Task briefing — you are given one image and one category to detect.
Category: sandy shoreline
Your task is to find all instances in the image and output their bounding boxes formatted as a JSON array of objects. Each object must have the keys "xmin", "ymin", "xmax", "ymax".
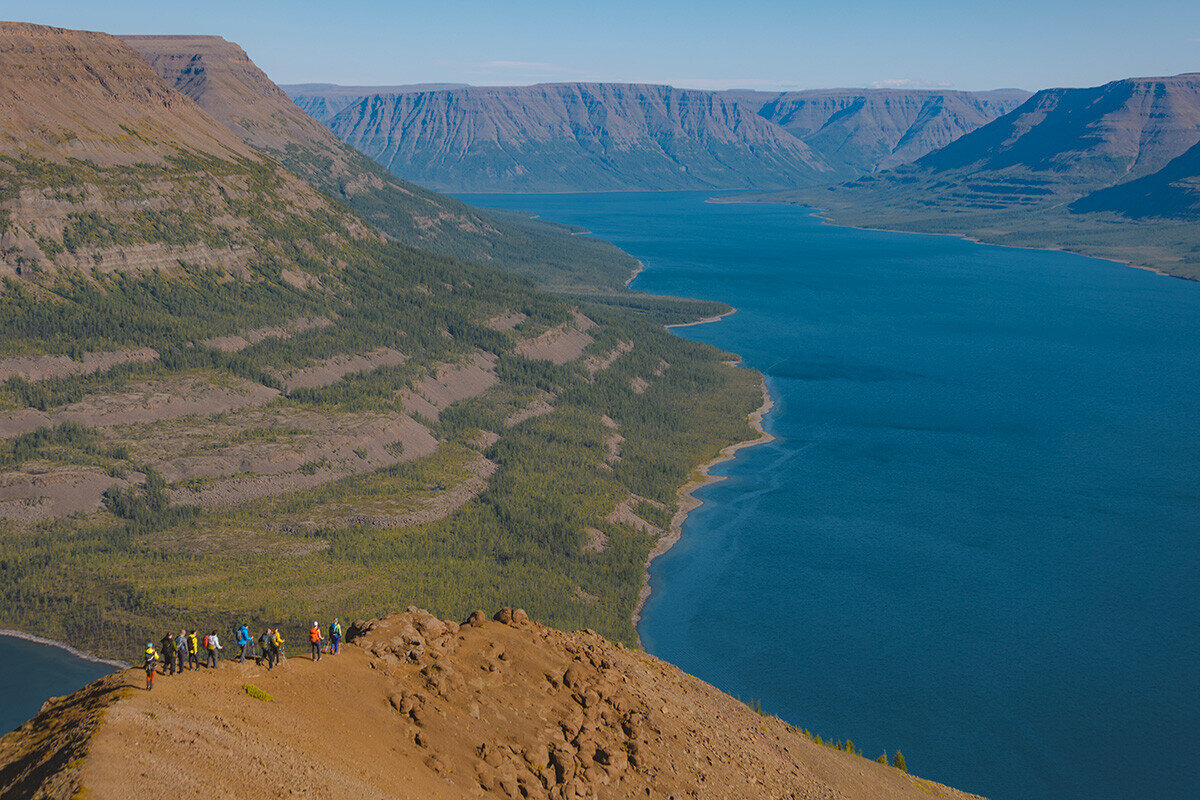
[
  {"xmin": 625, "ymin": 260, "xmax": 644, "ymax": 287},
  {"xmin": 632, "ymin": 375, "xmax": 774, "ymax": 637},
  {"xmin": 0, "ymin": 629, "xmax": 128, "ymax": 669},
  {"xmin": 664, "ymin": 306, "xmax": 736, "ymax": 329}
]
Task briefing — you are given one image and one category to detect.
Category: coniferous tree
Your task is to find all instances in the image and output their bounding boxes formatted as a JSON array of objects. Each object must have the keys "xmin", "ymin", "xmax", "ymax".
[{"xmin": 894, "ymin": 751, "xmax": 907, "ymax": 772}]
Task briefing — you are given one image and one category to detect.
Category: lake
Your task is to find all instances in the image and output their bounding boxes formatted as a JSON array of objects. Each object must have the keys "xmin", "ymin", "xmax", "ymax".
[
  {"xmin": 0, "ymin": 634, "xmax": 116, "ymax": 733},
  {"xmin": 460, "ymin": 191, "xmax": 1200, "ymax": 800}
]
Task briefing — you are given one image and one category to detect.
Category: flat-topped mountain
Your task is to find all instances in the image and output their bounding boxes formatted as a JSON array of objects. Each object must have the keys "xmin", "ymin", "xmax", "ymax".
[
  {"xmin": 0, "ymin": 608, "xmax": 983, "ymax": 800},
  {"xmin": 322, "ymin": 83, "xmax": 832, "ymax": 192},
  {"xmin": 731, "ymin": 88, "xmax": 1029, "ymax": 177},
  {"xmin": 737, "ymin": 73, "xmax": 1200, "ymax": 278},
  {"xmin": 874, "ymin": 73, "xmax": 1200, "ymax": 208},
  {"xmin": 0, "ymin": 22, "xmax": 377, "ymax": 282},
  {"xmin": 121, "ymin": 36, "xmax": 638, "ymax": 289},
  {"xmin": 285, "ymin": 82, "xmax": 470, "ymax": 122},
  {"xmin": 287, "ymin": 83, "xmax": 1023, "ymax": 192}
]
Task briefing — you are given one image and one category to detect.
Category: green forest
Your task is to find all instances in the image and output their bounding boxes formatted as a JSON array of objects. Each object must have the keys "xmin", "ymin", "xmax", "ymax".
[{"xmin": 0, "ymin": 143, "xmax": 763, "ymax": 662}]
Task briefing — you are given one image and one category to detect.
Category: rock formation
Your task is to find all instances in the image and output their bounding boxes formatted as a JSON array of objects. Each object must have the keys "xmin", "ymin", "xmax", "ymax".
[{"xmin": 0, "ymin": 608, "xmax": 985, "ymax": 800}]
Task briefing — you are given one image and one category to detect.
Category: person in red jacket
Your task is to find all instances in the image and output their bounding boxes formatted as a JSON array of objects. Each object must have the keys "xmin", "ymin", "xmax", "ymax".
[{"xmin": 309, "ymin": 621, "xmax": 324, "ymax": 662}]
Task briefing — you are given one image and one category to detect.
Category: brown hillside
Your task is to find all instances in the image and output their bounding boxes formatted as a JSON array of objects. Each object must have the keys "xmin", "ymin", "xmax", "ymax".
[
  {"xmin": 0, "ymin": 21, "xmax": 378, "ymax": 282},
  {"xmin": 0, "ymin": 609, "xmax": 983, "ymax": 800}
]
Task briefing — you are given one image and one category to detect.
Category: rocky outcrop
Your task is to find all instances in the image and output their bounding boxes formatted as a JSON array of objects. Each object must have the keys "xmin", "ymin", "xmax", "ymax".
[{"xmin": 0, "ymin": 607, "xmax": 985, "ymax": 799}]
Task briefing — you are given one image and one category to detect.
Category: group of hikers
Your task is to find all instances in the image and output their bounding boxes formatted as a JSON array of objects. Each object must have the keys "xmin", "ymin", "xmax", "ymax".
[{"xmin": 140, "ymin": 618, "xmax": 343, "ymax": 690}]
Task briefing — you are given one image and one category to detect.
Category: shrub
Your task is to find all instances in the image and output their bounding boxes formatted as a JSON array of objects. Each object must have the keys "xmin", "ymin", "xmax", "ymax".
[{"xmin": 243, "ymin": 684, "xmax": 273, "ymax": 702}]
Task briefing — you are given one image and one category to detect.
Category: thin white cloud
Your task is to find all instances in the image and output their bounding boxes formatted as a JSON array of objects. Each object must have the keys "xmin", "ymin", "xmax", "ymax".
[
  {"xmin": 870, "ymin": 78, "xmax": 954, "ymax": 89},
  {"xmin": 480, "ymin": 60, "xmax": 557, "ymax": 71}
]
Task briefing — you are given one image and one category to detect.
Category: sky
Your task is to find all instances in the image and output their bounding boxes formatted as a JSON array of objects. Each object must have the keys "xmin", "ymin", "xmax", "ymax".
[{"xmin": 10, "ymin": 0, "xmax": 1200, "ymax": 92}]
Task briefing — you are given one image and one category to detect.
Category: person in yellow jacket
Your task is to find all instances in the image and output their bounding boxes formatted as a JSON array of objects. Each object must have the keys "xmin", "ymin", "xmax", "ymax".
[
  {"xmin": 273, "ymin": 627, "xmax": 286, "ymax": 664},
  {"xmin": 186, "ymin": 629, "xmax": 200, "ymax": 671},
  {"xmin": 142, "ymin": 642, "xmax": 160, "ymax": 690}
]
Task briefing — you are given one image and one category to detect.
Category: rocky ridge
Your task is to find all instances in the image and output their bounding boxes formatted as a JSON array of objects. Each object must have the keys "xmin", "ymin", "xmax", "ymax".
[{"xmin": 0, "ymin": 608, "xmax": 985, "ymax": 800}]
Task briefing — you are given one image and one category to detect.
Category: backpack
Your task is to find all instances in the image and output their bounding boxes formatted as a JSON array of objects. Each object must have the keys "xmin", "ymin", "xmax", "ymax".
[{"xmin": 202, "ymin": 635, "xmax": 211, "ymax": 649}]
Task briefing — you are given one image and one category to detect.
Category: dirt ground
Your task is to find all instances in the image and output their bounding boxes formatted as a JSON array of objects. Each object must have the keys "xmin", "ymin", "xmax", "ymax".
[
  {"xmin": 516, "ymin": 311, "xmax": 595, "ymax": 365},
  {"xmin": 0, "ymin": 609, "xmax": 986, "ymax": 800}
]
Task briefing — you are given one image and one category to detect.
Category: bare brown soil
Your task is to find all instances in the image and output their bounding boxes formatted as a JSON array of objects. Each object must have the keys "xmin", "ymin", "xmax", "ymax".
[
  {"xmin": 202, "ymin": 316, "xmax": 332, "ymax": 353},
  {"xmin": 604, "ymin": 494, "xmax": 664, "ymax": 536},
  {"xmin": 273, "ymin": 347, "xmax": 408, "ymax": 391},
  {"xmin": 506, "ymin": 393, "xmax": 557, "ymax": 427},
  {"xmin": 0, "ymin": 609, "xmax": 984, "ymax": 800},
  {"xmin": 344, "ymin": 453, "xmax": 498, "ymax": 529},
  {"xmin": 583, "ymin": 340, "xmax": 632, "ymax": 376},
  {"xmin": 484, "ymin": 312, "xmax": 527, "ymax": 331},
  {"xmin": 516, "ymin": 311, "xmax": 596, "ymax": 365},
  {"xmin": 400, "ymin": 352, "xmax": 498, "ymax": 420},
  {"xmin": 0, "ymin": 465, "xmax": 139, "ymax": 523},
  {"xmin": 0, "ymin": 348, "xmax": 158, "ymax": 383}
]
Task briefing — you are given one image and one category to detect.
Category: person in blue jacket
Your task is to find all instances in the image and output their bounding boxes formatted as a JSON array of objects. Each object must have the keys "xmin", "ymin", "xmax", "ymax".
[
  {"xmin": 174, "ymin": 629, "xmax": 188, "ymax": 675},
  {"xmin": 236, "ymin": 623, "xmax": 252, "ymax": 662},
  {"xmin": 328, "ymin": 618, "xmax": 342, "ymax": 655}
]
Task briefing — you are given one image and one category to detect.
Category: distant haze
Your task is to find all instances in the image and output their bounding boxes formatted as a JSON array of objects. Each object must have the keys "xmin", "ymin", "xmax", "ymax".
[{"xmin": 17, "ymin": 0, "xmax": 1200, "ymax": 92}]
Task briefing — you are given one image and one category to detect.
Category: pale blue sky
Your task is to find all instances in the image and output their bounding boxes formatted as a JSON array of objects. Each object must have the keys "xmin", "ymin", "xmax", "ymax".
[{"xmin": 9, "ymin": 0, "xmax": 1200, "ymax": 92}]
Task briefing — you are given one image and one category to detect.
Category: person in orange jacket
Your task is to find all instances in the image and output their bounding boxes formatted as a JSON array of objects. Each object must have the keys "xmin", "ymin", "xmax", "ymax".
[{"xmin": 309, "ymin": 621, "xmax": 324, "ymax": 662}]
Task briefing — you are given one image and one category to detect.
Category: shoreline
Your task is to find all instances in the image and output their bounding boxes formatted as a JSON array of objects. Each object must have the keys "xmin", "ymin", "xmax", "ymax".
[
  {"xmin": 632, "ymin": 375, "xmax": 774, "ymax": 638},
  {"xmin": 625, "ymin": 260, "xmax": 644, "ymax": 287},
  {"xmin": 717, "ymin": 193, "xmax": 1188, "ymax": 282},
  {"xmin": 664, "ymin": 306, "xmax": 736, "ymax": 329},
  {"xmin": 0, "ymin": 629, "xmax": 129, "ymax": 669}
]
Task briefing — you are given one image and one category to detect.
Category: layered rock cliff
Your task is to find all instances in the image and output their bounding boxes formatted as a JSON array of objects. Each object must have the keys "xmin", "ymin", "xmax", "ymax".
[
  {"xmin": 121, "ymin": 36, "xmax": 639, "ymax": 289},
  {"xmin": 0, "ymin": 23, "xmax": 377, "ymax": 283},
  {"xmin": 0, "ymin": 609, "xmax": 985, "ymax": 800},
  {"xmin": 323, "ymin": 83, "xmax": 832, "ymax": 192},
  {"xmin": 734, "ymin": 89, "xmax": 1029, "ymax": 176}
]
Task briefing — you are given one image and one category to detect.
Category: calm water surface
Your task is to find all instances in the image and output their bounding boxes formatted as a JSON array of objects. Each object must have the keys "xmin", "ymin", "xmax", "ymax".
[
  {"xmin": 462, "ymin": 192, "xmax": 1200, "ymax": 800},
  {"xmin": 0, "ymin": 635, "xmax": 114, "ymax": 732}
]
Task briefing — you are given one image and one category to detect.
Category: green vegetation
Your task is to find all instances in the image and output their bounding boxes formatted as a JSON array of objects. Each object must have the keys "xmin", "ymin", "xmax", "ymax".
[{"xmin": 243, "ymin": 684, "xmax": 273, "ymax": 702}]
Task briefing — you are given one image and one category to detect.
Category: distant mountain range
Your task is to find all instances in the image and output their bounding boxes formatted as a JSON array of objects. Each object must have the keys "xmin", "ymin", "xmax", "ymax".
[
  {"xmin": 122, "ymin": 37, "xmax": 638, "ymax": 290},
  {"xmin": 741, "ymin": 73, "xmax": 1200, "ymax": 278},
  {"xmin": 283, "ymin": 83, "xmax": 1028, "ymax": 192},
  {"xmin": 728, "ymin": 88, "xmax": 1030, "ymax": 177}
]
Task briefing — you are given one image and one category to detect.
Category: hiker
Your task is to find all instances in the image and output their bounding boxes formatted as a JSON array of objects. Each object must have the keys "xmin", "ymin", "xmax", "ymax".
[
  {"xmin": 205, "ymin": 629, "xmax": 222, "ymax": 668},
  {"xmin": 328, "ymin": 618, "xmax": 342, "ymax": 655},
  {"xmin": 260, "ymin": 628, "xmax": 275, "ymax": 669},
  {"xmin": 273, "ymin": 627, "xmax": 286, "ymax": 664},
  {"xmin": 236, "ymin": 623, "xmax": 252, "ymax": 662},
  {"xmin": 143, "ymin": 642, "xmax": 160, "ymax": 690},
  {"xmin": 187, "ymin": 629, "xmax": 201, "ymax": 670},
  {"xmin": 309, "ymin": 621, "xmax": 323, "ymax": 661},
  {"xmin": 160, "ymin": 632, "xmax": 175, "ymax": 675},
  {"xmin": 174, "ymin": 630, "xmax": 188, "ymax": 675}
]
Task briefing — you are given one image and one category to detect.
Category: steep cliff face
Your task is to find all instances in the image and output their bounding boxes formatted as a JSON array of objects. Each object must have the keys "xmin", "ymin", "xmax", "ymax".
[
  {"xmin": 325, "ymin": 83, "xmax": 832, "ymax": 192},
  {"xmin": 123, "ymin": 37, "xmax": 639, "ymax": 289},
  {"xmin": 739, "ymin": 89, "xmax": 1029, "ymax": 176},
  {"xmin": 0, "ymin": 609, "xmax": 985, "ymax": 800},
  {"xmin": 285, "ymin": 82, "xmax": 470, "ymax": 123},
  {"xmin": 905, "ymin": 74, "xmax": 1200, "ymax": 202},
  {"xmin": 803, "ymin": 73, "xmax": 1200, "ymax": 214},
  {"xmin": 0, "ymin": 23, "xmax": 376, "ymax": 283}
]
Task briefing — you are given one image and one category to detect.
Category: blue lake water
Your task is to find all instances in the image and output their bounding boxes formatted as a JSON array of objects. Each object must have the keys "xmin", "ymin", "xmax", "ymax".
[
  {"xmin": 0, "ymin": 635, "xmax": 115, "ymax": 733},
  {"xmin": 460, "ymin": 191, "xmax": 1200, "ymax": 800}
]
